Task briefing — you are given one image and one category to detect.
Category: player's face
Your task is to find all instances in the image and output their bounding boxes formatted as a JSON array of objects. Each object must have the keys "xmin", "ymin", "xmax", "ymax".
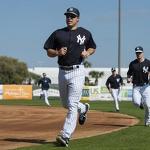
[
  {"xmin": 136, "ymin": 52, "xmax": 144, "ymax": 59},
  {"xmin": 66, "ymin": 14, "xmax": 79, "ymax": 28},
  {"xmin": 112, "ymin": 71, "xmax": 116, "ymax": 76},
  {"xmin": 43, "ymin": 73, "xmax": 46, "ymax": 77}
]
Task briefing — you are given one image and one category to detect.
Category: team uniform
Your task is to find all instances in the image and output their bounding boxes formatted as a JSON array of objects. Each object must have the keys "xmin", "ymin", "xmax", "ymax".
[
  {"xmin": 38, "ymin": 75, "xmax": 51, "ymax": 106},
  {"xmin": 44, "ymin": 7, "xmax": 96, "ymax": 147},
  {"xmin": 106, "ymin": 73, "xmax": 123, "ymax": 111},
  {"xmin": 44, "ymin": 27, "xmax": 95, "ymax": 66},
  {"xmin": 127, "ymin": 58, "xmax": 150, "ymax": 126}
]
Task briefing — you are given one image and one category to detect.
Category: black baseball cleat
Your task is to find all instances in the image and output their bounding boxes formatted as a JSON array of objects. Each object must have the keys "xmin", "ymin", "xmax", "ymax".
[
  {"xmin": 40, "ymin": 95, "xmax": 42, "ymax": 99},
  {"xmin": 40, "ymin": 94, "xmax": 44, "ymax": 99},
  {"xmin": 145, "ymin": 121, "xmax": 150, "ymax": 127},
  {"xmin": 116, "ymin": 109, "xmax": 120, "ymax": 112},
  {"xmin": 79, "ymin": 103, "xmax": 90, "ymax": 125},
  {"xmin": 56, "ymin": 135, "xmax": 69, "ymax": 147},
  {"xmin": 139, "ymin": 103, "xmax": 144, "ymax": 109}
]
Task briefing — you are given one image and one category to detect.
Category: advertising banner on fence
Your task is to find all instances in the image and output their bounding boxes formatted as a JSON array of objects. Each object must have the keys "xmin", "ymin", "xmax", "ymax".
[
  {"xmin": 81, "ymin": 86, "xmax": 132, "ymax": 101},
  {"xmin": 81, "ymin": 86, "xmax": 101, "ymax": 101},
  {"xmin": 33, "ymin": 89, "xmax": 60, "ymax": 97},
  {"xmin": 1, "ymin": 85, "xmax": 32, "ymax": 100},
  {"xmin": 0, "ymin": 85, "xmax": 3, "ymax": 100}
]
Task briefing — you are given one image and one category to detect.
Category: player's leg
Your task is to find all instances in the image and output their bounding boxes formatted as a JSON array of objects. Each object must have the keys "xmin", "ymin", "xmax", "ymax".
[
  {"xmin": 117, "ymin": 88, "xmax": 121, "ymax": 102},
  {"xmin": 117, "ymin": 88, "xmax": 121, "ymax": 110},
  {"xmin": 62, "ymin": 75, "xmax": 85, "ymax": 138},
  {"xmin": 56, "ymin": 69, "xmax": 69, "ymax": 146},
  {"xmin": 132, "ymin": 86, "xmax": 142, "ymax": 107},
  {"xmin": 40, "ymin": 89, "xmax": 44, "ymax": 99},
  {"xmin": 58, "ymin": 70, "xmax": 68, "ymax": 108},
  {"xmin": 112, "ymin": 89, "xmax": 119, "ymax": 111},
  {"xmin": 141, "ymin": 85, "xmax": 150, "ymax": 126},
  {"xmin": 43, "ymin": 90, "xmax": 50, "ymax": 106},
  {"xmin": 117, "ymin": 88, "xmax": 122, "ymax": 110},
  {"xmin": 78, "ymin": 102, "xmax": 88, "ymax": 114},
  {"xmin": 76, "ymin": 66, "xmax": 89, "ymax": 114},
  {"xmin": 58, "ymin": 66, "xmax": 85, "ymax": 140}
]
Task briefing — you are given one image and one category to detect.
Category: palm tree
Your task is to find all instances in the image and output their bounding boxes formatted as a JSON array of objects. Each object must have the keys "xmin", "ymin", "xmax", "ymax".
[
  {"xmin": 83, "ymin": 60, "xmax": 92, "ymax": 68},
  {"xmin": 84, "ymin": 76, "xmax": 90, "ymax": 86},
  {"xmin": 89, "ymin": 71, "xmax": 104, "ymax": 85},
  {"xmin": 83, "ymin": 60, "xmax": 92, "ymax": 85}
]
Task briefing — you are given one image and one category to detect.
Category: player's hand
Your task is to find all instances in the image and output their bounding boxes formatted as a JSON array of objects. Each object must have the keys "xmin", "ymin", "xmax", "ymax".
[
  {"xmin": 81, "ymin": 49, "xmax": 90, "ymax": 58},
  {"xmin": 57, "ymin": 47, "xmax": 67, "ymax": 56},
  {"xmin": 127, "ymin": 78, "xmax": 131, "ymax": 83},
  {"xmin": 109, "ymin": 88, "xmax": 112, "ymax": 93}
]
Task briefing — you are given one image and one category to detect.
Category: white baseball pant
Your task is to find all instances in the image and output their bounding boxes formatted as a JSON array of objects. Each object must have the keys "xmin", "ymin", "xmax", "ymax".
[
  {"xmin": 58, "ymin": 65, "xmax": 87, "ymax": 138},
  {"xmin": 41, "ymin": 90, "xmax": 50, "ymax": 106},
  {"xmin": 111, "ymin": 88, "xmax": 120, "ymax": 111},
  {"xmin": 132, "ymin": 84, "xmax": 150, "ymax": 125}
]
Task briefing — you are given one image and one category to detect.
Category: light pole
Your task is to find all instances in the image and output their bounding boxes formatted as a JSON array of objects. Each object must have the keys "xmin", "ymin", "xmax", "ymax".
[{"xmin": 118, "ymin": 0, "xmax": 121, "ymax": 74}]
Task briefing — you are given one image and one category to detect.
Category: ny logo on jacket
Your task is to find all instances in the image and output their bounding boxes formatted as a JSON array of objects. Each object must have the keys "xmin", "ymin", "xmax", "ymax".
[
  {"xmin": 143, "ymin": 66, "xmax": 149, "ymax": 73},
  {"xmin": 77, "ymin": 34, "xmax": 86, "ymax": 45}
]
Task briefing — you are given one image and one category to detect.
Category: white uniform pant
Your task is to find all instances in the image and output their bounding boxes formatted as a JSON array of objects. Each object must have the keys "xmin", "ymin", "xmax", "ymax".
[
  {"xmin": 132, "ymin": 84, "xmax": 150, "ymax": 125},
  {"xmin": 58, "ymin": 65, "xmax": 86, "ymax": 138},
  {"xmin": 41, "ymin": 90, "xmax": 50, "ymax": 106},
  {"xmin": 111, "ymin": 88, "xmax": 120, "ymax": 110}
]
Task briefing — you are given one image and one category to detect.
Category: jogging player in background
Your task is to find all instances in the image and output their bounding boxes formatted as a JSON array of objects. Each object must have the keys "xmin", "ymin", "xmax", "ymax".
[
  {"xmin": 38, "ymin": 73, "xmax": 51, "ymax": 106},
  {"xmin": 43, "ymin": 7, "xmax": 96, "ymax": 147},
  {"xmin": 106, "ymin": 68, "xmax": 123, "ymax": 112},
  {"xmin": 127, "ymin": 46, "xmax": 150, "ymax": 126}
]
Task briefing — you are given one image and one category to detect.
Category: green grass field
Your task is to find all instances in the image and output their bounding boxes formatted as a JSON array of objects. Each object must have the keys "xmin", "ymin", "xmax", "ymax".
[{"xmin": 0, "ymin": 97, "xmax": 149, "ymax": 150}]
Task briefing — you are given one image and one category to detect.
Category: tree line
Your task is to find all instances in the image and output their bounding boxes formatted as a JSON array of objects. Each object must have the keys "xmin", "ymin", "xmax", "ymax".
[{"xmin": 0, "ymin": 56, "xmax": 40, "ymax": 84}]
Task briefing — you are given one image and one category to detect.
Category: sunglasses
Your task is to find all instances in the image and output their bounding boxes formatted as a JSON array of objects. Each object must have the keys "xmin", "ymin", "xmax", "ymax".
[
  {"xmin": 136, "ymin": 52, "xmax": 142, "ymax": 54},
  {"xmin": 66, "ymin": 14, "xmax": 77, "ymax": 19}
]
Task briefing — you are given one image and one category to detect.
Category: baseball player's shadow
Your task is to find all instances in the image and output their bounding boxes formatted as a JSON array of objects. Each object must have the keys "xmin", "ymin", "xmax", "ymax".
[
  {"xmin": 93, "ymin": 123, "xmax": 128, "ymax": 127},
  {"xmin": 3, "ymin": 138, "xmax": 64, "ymax": 147},
  {"xmin": 3, "ymin": 138, "xmax": 49, "ymax": 144},
  {"xmin": 53, "ymin": 141, "xmax": 67, "ymax": 147},
  {"xmin": 108, "ymin": 116, "xmax": 136, "ymax": 119}
]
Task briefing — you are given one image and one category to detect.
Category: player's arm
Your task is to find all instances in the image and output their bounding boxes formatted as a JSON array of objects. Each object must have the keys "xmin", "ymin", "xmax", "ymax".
[
  {"xmin": 81, "ymin": 48, "xmax": 95, "ymax": 58},
  {"xmin": 38, "ymin": 79, "xmax": 41, "ymax": 87},
  {"xmin": 127, "ymin": 63, "xmax": 133, "ymax": 83},
  {"xmin": 81, "ymin": 32, "xmax": 96, "ymax": 58},
  {"xmin": 148, "ymin": 72, "xmax": 150, "ymax": 84},
  {"xmin": 108, "ymin": 86, "xmax": 112, "ymax": 93},
  {"xmin": 44, "ymin": 31, "xmax": 67, "ymax": 57},
  {"xmin": 46, "ymin": 49, "xmax": 58, "ymax": 57},
  {"xmin": 106, "ymin": 79, "xmax": 112, "ymax": 93},
  {"xmin": 127, "ymin": 75, "xmax": 132, "ymax": 83},
  {"xmin": 148, "ymin": 62, "xmax": 150, "ymax": 84},
  {"xmin": 47, "ymin": 47, "xmax": 68, "ymax": 57},
  {"xmin": 120, "ymin": 76, "xmax": 124, "ymax": 86},
  {"xmin": 48, "ymin": 78, "xmax": 51, "ymax": 85}
]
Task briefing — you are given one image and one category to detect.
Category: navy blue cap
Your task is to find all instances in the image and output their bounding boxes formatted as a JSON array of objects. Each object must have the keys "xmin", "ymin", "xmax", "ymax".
[
  {"xmin": 135, "ymin": 46, "xmax": 143, "ymax": 53},
  {"xmin": 64, "ymin": 7, "xmax": 80, "ymax": 17},
  {"xmin": 111, "ymin": 68, "xmax": 116, "ymax": 72}
]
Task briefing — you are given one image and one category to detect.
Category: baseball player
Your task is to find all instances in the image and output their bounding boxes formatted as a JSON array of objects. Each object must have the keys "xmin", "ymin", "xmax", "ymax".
[
  {"xmin": 106, "ymin": 68, "xmax": 123, "ymax": 112},
  {"xmin": 38, "ymin": 73, "xmax": 51, "ymax": 106},
  {"xmin": 127, "ymin": 46, "xmax": 150, "ymax": 126},
  {"xmin": 44, "ymin": 7, "xmax": 96, "ymax": 147}
]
